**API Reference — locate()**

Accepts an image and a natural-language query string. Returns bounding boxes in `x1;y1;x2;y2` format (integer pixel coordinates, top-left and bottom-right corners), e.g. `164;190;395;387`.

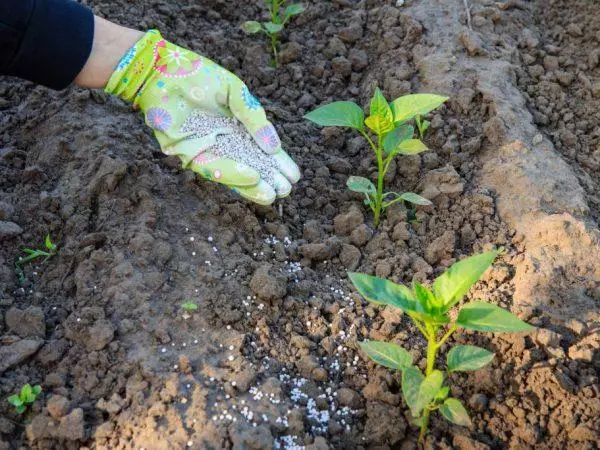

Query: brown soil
0;0;598;449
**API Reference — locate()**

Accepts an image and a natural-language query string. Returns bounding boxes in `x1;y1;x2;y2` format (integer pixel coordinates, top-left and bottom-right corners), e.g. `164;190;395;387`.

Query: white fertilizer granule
181;113;278;186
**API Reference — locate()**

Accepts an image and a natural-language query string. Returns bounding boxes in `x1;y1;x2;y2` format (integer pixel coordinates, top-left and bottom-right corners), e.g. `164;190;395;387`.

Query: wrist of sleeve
4;0;95;90
105;30;163;105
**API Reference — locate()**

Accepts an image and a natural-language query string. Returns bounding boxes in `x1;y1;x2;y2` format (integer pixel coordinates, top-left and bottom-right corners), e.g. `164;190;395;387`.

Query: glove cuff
105;30;163;104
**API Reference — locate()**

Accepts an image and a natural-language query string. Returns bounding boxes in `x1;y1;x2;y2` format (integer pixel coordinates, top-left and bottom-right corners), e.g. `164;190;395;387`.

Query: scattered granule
181;112;278;186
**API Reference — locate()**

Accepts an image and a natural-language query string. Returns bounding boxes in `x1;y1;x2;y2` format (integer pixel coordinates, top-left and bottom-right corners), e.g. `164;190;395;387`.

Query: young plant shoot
8;384;42;414
242;0;305;67
348;249;535;442
305;90;447;227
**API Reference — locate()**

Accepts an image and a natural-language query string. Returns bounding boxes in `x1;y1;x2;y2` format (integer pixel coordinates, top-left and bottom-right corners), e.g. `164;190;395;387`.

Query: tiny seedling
305;90;447;227
348;249;534;442
17;234;57;266
242;0;305;67
15;234;57;283
8;384;42;414
415;114;430;139
181;301;199;312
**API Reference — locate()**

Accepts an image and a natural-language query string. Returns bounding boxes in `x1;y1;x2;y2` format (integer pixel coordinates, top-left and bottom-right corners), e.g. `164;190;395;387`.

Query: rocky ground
0;0;598;448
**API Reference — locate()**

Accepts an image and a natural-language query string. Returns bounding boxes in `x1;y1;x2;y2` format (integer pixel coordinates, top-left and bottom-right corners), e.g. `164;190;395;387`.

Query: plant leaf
263;22;284;33
400;192;433;206
15;404;26;414
402;366;424;417
348;272;420;315
412;281;441;315
32;385;42;396
346;176;376;195
45;234;56;252
242;21;262;34
284;3;305;19
383;124;414;155
7;395;23;407
457;302;535;333
439;398;472;426
414;370;445;415
433;250;500;310
390;93;448;123
395;139;428;155
365;88;394;135
359;341;412;371
434;386;450;402
404;369;445;417
182;301;198;312
304;101;365;130
447;345;495;372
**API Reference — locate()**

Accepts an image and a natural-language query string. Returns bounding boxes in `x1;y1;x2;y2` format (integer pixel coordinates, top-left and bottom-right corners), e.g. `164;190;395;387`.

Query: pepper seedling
8;384;42;414
348;249;535;442
16;234;57;266
305;89;447;227
182;301;199;312
242;0;305;67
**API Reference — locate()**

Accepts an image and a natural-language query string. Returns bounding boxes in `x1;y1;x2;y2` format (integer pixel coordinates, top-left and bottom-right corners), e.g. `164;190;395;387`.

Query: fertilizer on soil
181;112;278;186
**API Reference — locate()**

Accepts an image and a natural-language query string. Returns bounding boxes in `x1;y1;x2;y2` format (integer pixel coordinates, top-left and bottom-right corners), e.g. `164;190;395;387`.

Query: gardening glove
105;30;300;205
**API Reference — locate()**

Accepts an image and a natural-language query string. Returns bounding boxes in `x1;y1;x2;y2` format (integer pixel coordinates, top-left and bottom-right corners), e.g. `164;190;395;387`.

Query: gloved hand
105;30;300;205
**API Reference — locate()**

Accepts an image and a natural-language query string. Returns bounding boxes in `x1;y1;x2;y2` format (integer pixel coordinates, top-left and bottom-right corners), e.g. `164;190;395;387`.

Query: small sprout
348;249;534;441
305;90;447;227
15;234;58;282
181;301;198;312
8;384;42;414
242;0;305;67
415;114;431;139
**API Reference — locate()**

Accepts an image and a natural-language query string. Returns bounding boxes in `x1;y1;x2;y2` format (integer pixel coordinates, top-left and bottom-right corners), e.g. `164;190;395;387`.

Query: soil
0;0;599;449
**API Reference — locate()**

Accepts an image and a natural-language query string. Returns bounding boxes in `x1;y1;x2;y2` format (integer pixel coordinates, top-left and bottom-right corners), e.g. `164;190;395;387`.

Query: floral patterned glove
105;30;300;205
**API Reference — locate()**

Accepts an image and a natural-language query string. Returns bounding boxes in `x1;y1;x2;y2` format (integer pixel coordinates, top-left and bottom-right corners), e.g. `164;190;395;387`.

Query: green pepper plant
348;249;535;442
242;0;305;67
8;384;42;414
305;89;447;227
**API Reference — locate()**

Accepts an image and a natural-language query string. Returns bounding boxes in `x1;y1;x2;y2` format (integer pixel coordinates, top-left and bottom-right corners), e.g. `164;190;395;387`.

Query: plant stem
270;34;279;67
359;130;384;227
419;328;439;445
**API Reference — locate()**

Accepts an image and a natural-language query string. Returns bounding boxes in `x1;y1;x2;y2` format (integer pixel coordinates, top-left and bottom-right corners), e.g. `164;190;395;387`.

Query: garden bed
0;0;598;448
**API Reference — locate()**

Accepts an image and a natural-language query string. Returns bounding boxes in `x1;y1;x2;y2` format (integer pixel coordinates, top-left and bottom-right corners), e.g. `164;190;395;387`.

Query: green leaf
434;386;450;402
182;301;198;312
365;88;394;135
447;345;495;372
284;3;305;19
402;366;424;416
45;234;56;252
390;93;448;123
15;404;26;414
404;369;445;417
383;124;414;155
400;192;433;206
32;385;42;396
412;281;441;315
433;250;500;310
7;395;23;407
348;272;420;315
346;176;376;195
304;101;365;131
20;384;33;401
457;302;535;333
263;22;284;34
242;21;262;34
359;341;412;371
439;398;472;426
395;139;428;155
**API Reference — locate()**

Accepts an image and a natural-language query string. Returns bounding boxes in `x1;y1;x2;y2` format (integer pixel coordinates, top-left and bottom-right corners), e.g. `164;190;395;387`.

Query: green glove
105;30;300;205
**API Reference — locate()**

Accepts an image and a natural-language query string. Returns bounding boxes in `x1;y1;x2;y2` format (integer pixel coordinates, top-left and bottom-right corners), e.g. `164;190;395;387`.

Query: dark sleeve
0;0;95;90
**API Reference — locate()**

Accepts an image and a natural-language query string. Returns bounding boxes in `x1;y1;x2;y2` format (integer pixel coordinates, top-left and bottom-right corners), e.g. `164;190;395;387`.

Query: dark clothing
0;0;94;89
